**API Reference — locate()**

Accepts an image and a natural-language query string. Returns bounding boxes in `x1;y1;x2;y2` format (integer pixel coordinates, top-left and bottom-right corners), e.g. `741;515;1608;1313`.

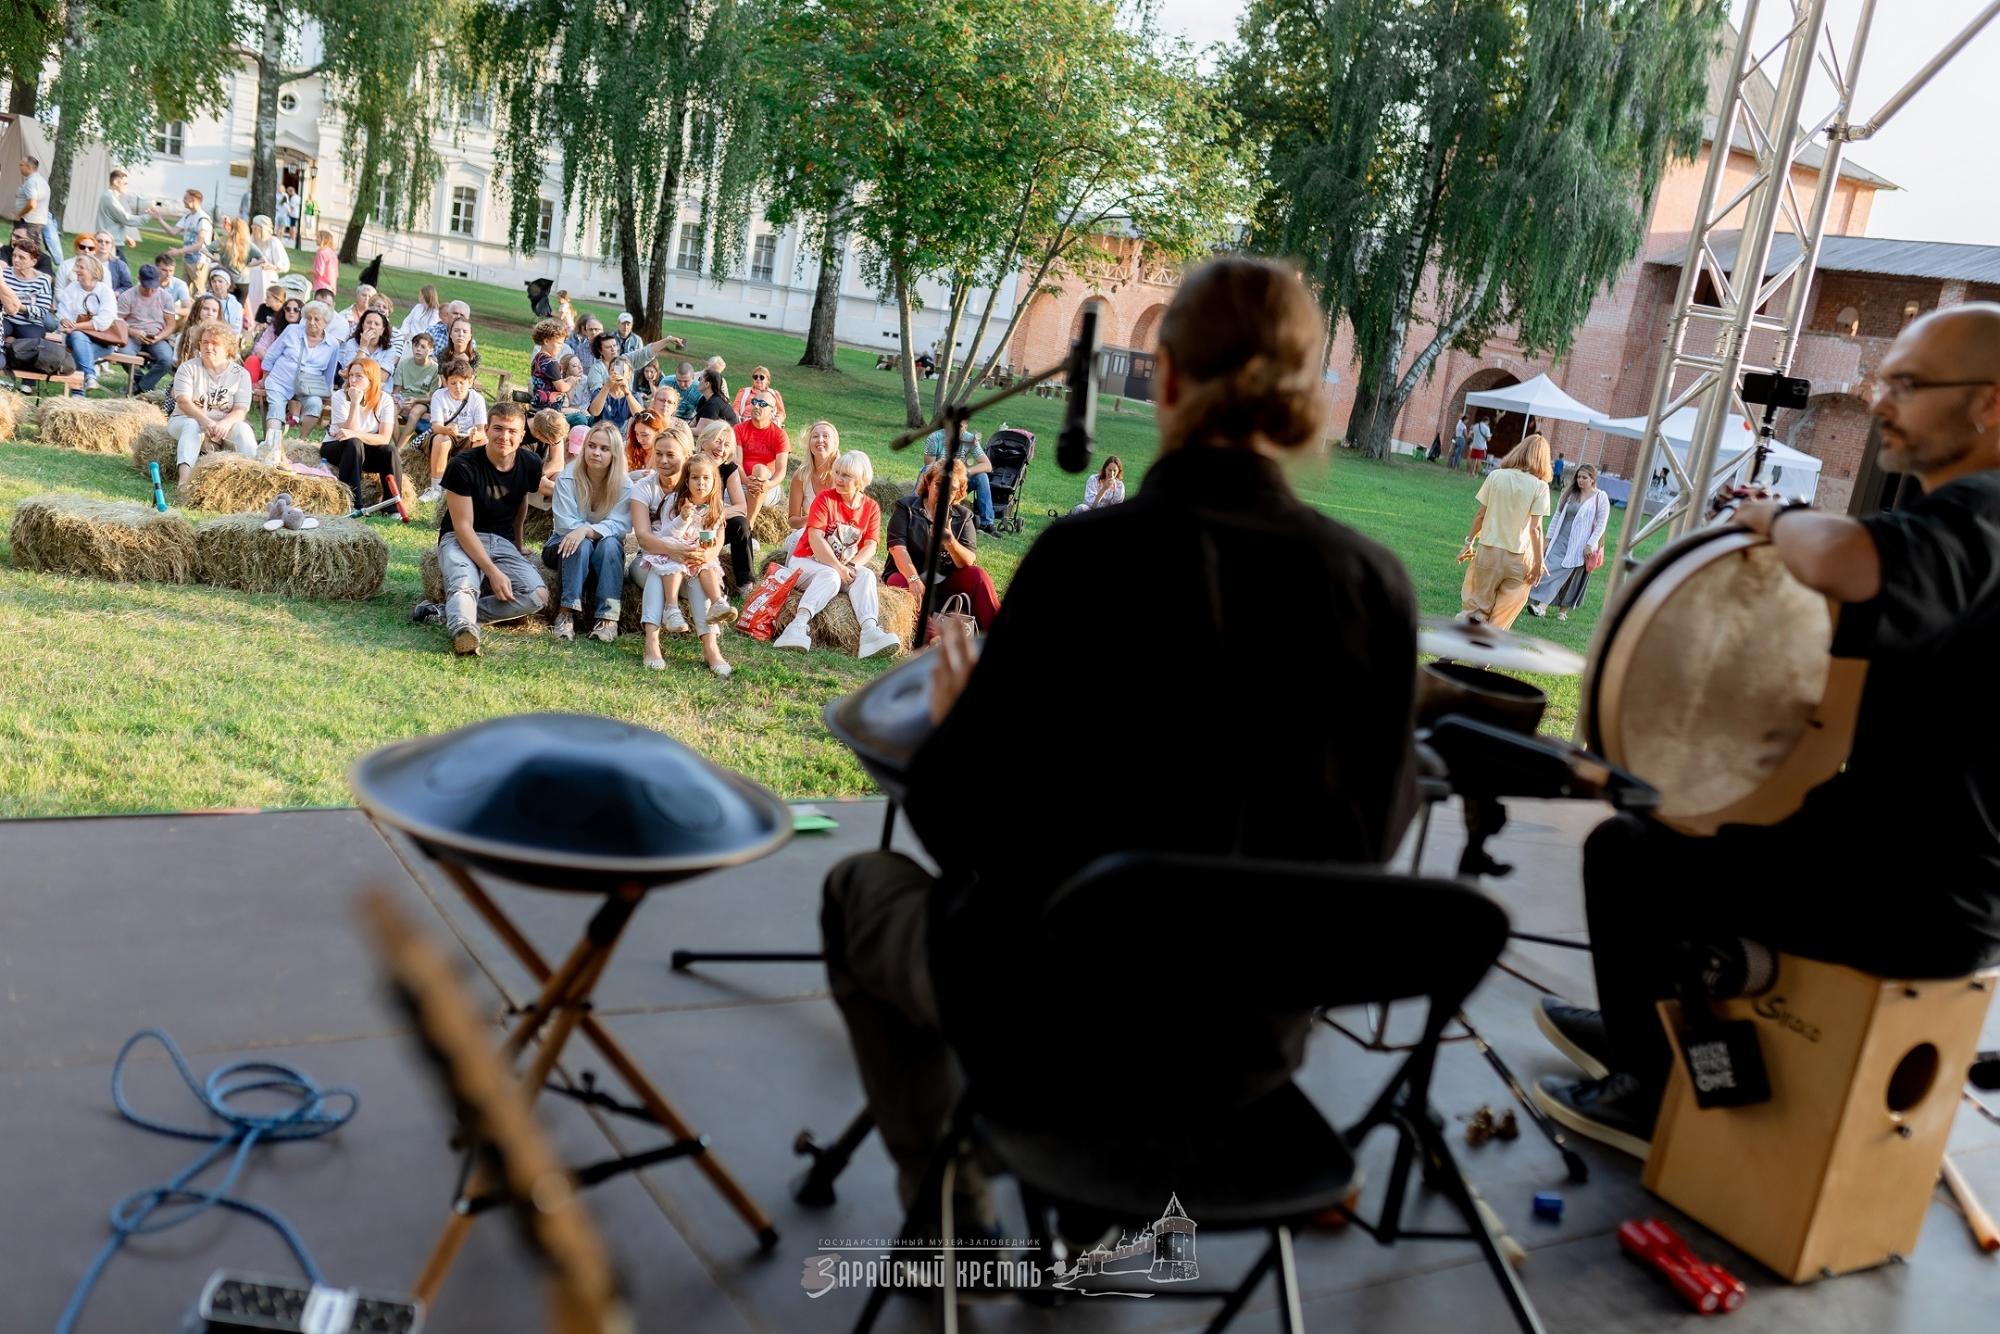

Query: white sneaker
773;617;812;651
857;620;900;659
83;373;99;391
417;484;444;505
709;659;734;678
662;606;690;635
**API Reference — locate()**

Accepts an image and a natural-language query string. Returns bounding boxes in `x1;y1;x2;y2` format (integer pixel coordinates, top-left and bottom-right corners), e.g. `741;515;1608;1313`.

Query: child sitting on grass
634;453;737;678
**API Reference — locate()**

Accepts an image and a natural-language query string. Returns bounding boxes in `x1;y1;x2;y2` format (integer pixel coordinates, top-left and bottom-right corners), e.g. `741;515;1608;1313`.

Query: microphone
1058;308;1101;474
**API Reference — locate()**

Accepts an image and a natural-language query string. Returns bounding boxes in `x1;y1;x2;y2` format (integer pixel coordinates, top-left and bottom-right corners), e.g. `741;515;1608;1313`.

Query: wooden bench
99;352;147;395
5;368;85;396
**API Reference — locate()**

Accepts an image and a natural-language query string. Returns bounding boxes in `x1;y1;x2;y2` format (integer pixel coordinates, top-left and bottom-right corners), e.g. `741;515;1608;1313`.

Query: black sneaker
1534;997;1612;1080
410;599;444;625
1532;1073;1656;1160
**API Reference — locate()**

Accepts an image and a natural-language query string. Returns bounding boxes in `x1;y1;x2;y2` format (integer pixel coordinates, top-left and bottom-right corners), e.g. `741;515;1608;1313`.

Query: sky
1153;0;2000;247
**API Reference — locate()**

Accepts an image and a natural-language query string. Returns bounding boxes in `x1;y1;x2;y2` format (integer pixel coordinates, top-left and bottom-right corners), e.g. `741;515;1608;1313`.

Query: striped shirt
2;267;53;320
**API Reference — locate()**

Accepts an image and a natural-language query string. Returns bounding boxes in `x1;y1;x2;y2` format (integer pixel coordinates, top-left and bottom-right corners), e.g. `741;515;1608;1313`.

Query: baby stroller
985;427;1035;534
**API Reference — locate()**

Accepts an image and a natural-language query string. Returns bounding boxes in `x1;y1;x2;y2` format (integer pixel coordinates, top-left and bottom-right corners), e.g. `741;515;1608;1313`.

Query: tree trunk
615;198;646;334
952;220;1075;405
798;215;843;371
44;0;86;220
641;163;676;338
249;0;285;221
894;257;922;427
336;124;379;264
1344;307;1408;460
944;180;1035;405
928;272;973;417
7;69;36;115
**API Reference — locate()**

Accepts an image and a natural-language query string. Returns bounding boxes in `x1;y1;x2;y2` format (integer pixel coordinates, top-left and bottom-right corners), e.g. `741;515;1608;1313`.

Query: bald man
1535;303;2000;1158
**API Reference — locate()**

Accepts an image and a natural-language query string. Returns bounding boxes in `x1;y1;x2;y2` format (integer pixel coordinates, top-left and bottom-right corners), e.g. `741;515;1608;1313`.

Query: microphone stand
890;359;1072;645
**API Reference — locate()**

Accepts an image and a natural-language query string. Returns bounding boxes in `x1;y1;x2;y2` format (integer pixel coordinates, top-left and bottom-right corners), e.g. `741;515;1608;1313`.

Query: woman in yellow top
1460;434;1552;628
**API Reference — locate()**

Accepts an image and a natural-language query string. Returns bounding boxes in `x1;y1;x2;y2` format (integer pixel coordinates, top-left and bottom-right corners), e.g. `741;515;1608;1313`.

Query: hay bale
866;479;910;515
194;514;388;600
522;504;554;545
399;440;433;492
750;503;791;544
417;544;561;636
132;424;178;475
9;494;195;583
135;388;168;410
284;441;325;468
34;396;166;455
775;576;916;654
0;387;27;440
183;454;353;517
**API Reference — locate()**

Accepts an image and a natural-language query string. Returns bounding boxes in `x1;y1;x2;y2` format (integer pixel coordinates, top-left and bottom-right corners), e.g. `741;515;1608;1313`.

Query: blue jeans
124;337;175;391
39;220;61;263
967;471;995;527
543;531;626;621
64;332;100;386
436;533;547;636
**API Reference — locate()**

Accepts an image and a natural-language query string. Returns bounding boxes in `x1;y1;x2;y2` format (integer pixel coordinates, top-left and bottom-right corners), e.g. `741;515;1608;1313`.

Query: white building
48;47;1018;357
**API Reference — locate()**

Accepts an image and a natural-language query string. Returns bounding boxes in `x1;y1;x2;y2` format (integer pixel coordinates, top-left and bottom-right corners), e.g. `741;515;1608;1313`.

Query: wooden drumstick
1941;1155;2000;1253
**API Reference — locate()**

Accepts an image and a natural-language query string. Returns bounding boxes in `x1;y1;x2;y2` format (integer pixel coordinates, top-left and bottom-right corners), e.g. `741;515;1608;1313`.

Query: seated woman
626;430;734;677
167;318;257;487
544;421;632;642
320;359;401;511
693;368;738;425
730;365;787;424
338;308;398;380
174;294;226;367
260;298;339;457
695;418;755;596
590;356;641;429
818;257;1419;1228
54;253;118;394
625;407;667;474
246;294;300;385
772;449;899;659
634;359;664;409
1073;455;1125;514
786;419;841;552
886;459;1001;633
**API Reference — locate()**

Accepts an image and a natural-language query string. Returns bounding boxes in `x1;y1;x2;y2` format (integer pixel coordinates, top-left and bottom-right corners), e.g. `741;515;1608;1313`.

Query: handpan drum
1583;527;1865;836
822;651;946;804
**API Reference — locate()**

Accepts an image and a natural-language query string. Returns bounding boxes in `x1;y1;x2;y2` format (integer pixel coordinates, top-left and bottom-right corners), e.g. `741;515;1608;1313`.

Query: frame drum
1583;527;1865;835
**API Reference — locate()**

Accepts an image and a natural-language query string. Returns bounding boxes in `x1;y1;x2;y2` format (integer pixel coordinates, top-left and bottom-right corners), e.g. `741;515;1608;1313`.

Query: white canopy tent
1594;406;1822;504
1462;374;1608;451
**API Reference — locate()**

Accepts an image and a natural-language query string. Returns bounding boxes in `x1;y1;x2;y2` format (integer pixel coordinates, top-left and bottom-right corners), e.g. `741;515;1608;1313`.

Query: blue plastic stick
148;460;168;513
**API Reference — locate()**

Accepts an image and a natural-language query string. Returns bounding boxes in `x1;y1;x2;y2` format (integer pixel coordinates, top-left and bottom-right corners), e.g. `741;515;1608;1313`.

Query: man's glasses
1869;374;1999;405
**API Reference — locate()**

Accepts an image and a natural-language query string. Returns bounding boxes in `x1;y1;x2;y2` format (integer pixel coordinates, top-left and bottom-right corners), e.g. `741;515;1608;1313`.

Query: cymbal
1419;615;1587;676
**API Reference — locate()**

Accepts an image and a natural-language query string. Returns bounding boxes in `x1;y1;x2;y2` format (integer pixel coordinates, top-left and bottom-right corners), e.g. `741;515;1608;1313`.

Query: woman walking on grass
1459;434;1551;630
1527;462;1610;622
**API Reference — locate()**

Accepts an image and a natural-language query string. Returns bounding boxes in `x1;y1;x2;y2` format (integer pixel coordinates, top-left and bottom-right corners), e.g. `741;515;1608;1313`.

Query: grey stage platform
2;798;1996;1333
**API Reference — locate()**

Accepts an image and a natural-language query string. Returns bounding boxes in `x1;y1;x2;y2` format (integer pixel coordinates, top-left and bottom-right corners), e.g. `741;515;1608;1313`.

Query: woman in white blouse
319;359;403;512
1072;455;1125;514
1527;462;1611;621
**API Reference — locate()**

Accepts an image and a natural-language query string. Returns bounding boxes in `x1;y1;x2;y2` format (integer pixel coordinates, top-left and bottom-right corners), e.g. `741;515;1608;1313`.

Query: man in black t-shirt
418;401;547;656
1538;304;2000;1158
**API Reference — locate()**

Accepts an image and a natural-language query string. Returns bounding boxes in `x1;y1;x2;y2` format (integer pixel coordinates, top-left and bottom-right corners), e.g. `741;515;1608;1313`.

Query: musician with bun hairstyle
817;256;1419;1227
1537;302;2000;1159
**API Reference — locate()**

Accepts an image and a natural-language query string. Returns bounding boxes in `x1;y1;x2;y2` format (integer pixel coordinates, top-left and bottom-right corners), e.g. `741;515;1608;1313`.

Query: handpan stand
350;713;792;1306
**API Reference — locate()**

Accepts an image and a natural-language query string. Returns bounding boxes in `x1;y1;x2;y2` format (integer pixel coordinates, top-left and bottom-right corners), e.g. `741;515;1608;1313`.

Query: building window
279;93;298;114
152;121;185;158
448;186;478;238
376;180;393;219
676;222;704;272
750;233;776;283
535;199;556;251
461;91;492;129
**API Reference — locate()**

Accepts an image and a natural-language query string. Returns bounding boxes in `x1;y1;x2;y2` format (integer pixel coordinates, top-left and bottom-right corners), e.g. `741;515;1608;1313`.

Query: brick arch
1129;301;1169;352
1443;367;1522;454
1069;296;1118;349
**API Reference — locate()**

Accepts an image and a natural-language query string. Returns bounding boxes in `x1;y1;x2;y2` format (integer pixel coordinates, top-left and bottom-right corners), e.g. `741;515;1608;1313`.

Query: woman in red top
773;449;899;658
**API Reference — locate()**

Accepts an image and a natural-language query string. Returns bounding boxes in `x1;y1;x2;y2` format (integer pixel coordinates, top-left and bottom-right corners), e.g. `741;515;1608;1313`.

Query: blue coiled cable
56;1028;360;1334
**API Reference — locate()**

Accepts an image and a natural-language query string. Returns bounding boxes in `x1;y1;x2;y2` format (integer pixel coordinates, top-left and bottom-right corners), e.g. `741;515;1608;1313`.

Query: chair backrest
1042;852;1510;1019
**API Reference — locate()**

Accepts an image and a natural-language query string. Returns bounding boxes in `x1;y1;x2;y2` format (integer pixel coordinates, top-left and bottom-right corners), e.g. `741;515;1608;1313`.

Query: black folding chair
849;852;1544;1334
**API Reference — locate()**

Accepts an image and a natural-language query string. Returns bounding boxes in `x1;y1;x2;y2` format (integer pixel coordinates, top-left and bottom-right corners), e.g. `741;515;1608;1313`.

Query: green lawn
0;243;1627;816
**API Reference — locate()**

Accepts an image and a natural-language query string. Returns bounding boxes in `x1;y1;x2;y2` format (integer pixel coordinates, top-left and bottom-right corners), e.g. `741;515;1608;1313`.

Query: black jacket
904;444;1418;1107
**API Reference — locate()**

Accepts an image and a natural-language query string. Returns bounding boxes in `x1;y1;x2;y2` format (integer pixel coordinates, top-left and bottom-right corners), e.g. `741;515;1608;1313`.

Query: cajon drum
1644;956;1996;1282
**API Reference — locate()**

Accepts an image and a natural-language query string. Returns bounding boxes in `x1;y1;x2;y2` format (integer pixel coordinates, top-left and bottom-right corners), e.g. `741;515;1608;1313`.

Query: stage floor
3;798;1996;1333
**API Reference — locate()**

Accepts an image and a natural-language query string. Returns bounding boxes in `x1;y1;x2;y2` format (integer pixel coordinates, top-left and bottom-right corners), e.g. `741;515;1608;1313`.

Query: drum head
822;652;941;803
1586;528;1839;830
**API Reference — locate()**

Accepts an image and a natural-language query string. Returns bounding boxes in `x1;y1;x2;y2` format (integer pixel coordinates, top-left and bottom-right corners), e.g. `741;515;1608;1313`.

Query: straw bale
284;441;325;468
183;454;353;517
0;388;27;440
135;388;168;409
865;479;910;515
750;503;791;544
194;514;388;600
399;440;432;493
9;494;195;583
34;396;166;455
417;544;557;636
522;503;554;545
774;576;915;654
131;425;178;475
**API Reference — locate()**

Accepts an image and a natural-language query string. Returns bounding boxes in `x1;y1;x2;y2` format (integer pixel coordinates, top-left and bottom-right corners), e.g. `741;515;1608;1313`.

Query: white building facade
61;50;1017;357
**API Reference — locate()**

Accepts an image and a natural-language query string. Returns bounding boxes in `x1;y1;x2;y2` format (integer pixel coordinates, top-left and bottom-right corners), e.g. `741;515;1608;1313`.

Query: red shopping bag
736;563;802;641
